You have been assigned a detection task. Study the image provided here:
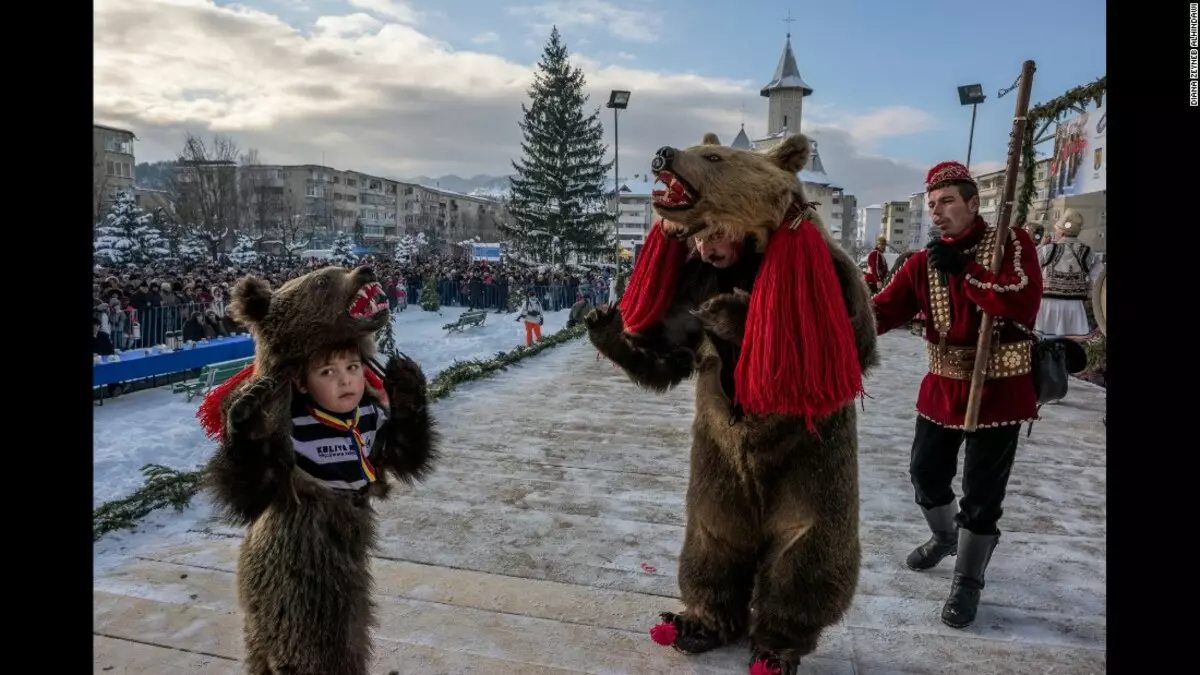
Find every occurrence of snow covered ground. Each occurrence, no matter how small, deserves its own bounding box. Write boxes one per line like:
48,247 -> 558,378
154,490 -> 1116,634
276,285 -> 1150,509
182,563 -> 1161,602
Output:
93,305 -> 567,508
93,331 -> 1106,673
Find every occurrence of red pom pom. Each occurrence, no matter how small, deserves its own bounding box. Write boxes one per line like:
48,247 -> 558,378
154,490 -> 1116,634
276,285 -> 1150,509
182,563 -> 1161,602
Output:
749,659 -> 782,675
649,621 -> 678,646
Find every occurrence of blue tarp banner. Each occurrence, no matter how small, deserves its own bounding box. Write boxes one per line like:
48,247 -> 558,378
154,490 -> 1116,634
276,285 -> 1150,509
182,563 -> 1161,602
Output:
472,243 -> 502,262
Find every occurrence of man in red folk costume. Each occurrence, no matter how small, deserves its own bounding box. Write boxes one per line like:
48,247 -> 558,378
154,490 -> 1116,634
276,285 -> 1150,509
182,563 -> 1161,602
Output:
864,235 -> 889,294
872,160 -> 1043,629
587,133 -> 877,675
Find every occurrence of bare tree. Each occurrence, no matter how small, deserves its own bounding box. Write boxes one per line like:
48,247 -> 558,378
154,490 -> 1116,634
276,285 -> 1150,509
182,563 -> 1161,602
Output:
277,189 -> 311,262
169,132 -> 241,261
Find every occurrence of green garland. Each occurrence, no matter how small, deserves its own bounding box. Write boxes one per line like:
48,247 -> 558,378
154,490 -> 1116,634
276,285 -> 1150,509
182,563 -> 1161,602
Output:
92,323 -> 588,541
1015,75 -> 1106,225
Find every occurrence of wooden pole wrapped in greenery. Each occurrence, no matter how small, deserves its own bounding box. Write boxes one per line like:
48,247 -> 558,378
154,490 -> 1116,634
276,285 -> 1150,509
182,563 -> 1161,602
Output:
93,323 -> 588,541
1014,75 -> 1106,226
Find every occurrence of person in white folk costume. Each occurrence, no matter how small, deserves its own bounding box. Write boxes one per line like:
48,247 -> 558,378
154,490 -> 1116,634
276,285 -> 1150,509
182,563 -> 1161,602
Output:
1034,209 -> 1103,338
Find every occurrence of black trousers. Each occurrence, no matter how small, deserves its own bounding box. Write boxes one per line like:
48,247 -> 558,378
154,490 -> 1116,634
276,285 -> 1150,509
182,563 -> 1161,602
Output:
909,416 -> 1020,536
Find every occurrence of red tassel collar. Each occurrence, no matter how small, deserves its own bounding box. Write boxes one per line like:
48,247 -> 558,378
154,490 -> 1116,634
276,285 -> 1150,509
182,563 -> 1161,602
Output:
197,362 -> 387,441
733,208 -> 864,429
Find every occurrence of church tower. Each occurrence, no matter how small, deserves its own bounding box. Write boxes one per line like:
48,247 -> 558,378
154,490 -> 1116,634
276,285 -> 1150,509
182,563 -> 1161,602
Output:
759,29 -> 813,137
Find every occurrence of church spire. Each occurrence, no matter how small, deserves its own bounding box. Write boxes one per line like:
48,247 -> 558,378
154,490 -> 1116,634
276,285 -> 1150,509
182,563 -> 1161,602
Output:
759,15 -> 813,98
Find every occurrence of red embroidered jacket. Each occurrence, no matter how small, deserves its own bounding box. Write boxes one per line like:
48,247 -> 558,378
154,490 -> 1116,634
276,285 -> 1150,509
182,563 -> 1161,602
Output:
872,219 -> 1044,429
864,248 -> 886,285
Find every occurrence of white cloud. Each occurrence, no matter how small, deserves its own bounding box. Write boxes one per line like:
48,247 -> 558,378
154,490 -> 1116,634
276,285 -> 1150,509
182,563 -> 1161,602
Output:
93,0 -> 936,204
969,160 -> 1006,175
472,31 -> 500,45
614,51 -> 635,61
314,13 -> 382,37
507,1 -> 660,44
347,0 -> 419,24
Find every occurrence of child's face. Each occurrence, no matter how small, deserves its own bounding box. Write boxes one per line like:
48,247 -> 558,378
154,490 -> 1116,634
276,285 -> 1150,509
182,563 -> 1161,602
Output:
297,352 -> 365,414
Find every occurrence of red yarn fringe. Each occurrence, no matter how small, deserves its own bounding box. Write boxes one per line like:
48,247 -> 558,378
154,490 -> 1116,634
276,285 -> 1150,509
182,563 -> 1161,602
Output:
197,363 -> 256,441
649,620 -> 678,646
619,220 -> 688,334
196,361 -> 387,441
749,659 -> 782,675
733,220 -> 863,429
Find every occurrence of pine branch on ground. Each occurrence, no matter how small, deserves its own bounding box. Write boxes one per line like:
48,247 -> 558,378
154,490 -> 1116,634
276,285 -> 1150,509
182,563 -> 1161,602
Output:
93,464 -> 205,541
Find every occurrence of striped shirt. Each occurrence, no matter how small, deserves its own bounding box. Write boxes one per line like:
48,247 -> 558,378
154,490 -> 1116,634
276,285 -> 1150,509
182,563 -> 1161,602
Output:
291,393 -> 390,492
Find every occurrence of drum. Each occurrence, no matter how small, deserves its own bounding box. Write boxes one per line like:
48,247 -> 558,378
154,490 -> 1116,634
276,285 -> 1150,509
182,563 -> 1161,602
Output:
1091,266 -> 1107,336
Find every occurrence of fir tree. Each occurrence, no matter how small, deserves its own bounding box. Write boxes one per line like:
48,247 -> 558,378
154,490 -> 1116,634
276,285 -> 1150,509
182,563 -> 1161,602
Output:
330,232 -> 358,267
176,231 -> 209,265
503,27 -> 612,263
395,232 -> 428,263
420,276 -> 441,312
94,192 -> 170,266
229,233 -> 259,267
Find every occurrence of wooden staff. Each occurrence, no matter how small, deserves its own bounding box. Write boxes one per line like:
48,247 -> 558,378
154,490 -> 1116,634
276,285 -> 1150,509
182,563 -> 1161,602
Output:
963,60 -> 1036,432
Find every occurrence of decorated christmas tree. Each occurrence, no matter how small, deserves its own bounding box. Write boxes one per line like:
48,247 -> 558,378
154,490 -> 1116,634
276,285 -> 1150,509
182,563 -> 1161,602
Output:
420,276 -> 440,312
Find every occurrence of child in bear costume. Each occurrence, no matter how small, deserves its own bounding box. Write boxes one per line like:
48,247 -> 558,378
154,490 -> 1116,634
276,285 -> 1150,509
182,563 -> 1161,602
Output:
587,133 -> 878,675
198,265 -> 438,675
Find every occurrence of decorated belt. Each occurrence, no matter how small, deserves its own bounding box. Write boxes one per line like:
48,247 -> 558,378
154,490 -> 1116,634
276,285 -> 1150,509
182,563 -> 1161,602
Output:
926,341 -> 1033,381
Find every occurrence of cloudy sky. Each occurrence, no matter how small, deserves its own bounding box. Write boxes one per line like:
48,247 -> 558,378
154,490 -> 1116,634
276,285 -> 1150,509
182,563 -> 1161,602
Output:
94,0 -> 1106,206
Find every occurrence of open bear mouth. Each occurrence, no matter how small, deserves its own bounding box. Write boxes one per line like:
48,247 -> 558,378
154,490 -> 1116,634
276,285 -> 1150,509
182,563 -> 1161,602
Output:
347,281 -> 388,321
652,170 -> 698,210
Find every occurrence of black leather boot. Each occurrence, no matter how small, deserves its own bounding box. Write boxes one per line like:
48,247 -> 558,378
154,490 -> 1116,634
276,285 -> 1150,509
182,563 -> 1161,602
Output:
905,502 -> 959,571
941,530 -> 999,628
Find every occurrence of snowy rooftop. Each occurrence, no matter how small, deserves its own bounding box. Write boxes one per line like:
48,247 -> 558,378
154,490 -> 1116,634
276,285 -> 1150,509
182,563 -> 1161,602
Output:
609,175 -> 658,198
93,331 -> 1106,672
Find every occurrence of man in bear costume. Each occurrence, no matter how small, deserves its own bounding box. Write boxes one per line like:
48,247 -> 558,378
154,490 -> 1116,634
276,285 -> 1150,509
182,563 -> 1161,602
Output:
197,265 -> 438,675
587,133 -> 877,675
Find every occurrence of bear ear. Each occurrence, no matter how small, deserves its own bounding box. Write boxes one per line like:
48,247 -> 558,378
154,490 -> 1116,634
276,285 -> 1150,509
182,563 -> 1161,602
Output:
229,275 -> 273,327
701,132 -> 721,146
766,133 -> 812,173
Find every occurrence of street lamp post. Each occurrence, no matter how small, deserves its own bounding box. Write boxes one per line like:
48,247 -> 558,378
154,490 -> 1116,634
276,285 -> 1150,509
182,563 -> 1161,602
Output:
957,84 -> 986,171
607,90 -> 631,262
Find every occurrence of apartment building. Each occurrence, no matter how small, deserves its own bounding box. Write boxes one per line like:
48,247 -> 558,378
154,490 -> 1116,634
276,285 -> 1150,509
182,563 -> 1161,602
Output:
235,164 -> 506,253
401,183 -> 506,246
881,201 -> 911,250
856,204 -> 883,250
93,123 -> 137,221
906,192 -> 934,248
612,175 -> 657,253
838,193 -> 857,251
972,158 -> 1055,232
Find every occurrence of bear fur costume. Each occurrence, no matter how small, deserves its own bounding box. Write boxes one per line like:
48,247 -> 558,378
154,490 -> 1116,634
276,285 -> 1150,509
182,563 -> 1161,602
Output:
202,265 -> 438,675
586,133 -> 878,675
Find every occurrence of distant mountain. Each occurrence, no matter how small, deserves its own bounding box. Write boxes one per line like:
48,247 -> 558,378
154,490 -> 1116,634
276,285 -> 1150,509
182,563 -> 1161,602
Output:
406,174 -> 513,197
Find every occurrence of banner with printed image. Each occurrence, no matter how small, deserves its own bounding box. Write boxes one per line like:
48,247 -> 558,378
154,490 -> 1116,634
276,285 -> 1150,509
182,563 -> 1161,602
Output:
1048,98 -> 1106,198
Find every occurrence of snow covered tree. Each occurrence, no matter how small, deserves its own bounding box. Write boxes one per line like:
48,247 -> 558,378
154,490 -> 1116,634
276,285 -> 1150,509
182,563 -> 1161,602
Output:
503,27 -> 612,263
175,231 -> 209,265
93,191 -> 170,266
420,276 -> 440,312
330,232 -> 358,267
229,233 -> 259,267
395,232 -> 429,264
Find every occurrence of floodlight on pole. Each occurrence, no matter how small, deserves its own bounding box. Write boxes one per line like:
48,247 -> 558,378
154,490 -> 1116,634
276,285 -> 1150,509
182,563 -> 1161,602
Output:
607,90 -> 631,262
957,84 -> 986,171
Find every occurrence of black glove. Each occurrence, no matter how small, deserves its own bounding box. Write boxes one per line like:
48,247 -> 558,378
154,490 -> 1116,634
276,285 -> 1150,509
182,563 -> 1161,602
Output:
926,241 -> 967,276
